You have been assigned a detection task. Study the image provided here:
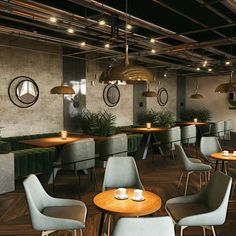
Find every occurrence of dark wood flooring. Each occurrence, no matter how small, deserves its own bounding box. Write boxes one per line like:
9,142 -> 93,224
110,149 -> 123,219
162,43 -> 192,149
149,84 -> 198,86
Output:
0,149 -> 236,236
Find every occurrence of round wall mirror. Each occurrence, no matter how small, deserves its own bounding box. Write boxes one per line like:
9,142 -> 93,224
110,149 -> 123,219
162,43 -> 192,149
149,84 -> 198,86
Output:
157,87 -> 168,106
103,84 -> 120,107
8,76 -> 39,108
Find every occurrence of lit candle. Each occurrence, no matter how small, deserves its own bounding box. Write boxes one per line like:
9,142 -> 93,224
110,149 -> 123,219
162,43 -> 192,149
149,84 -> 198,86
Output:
193,118 -> 198,123
146,123 -> 151,129
61,130 -> 67,140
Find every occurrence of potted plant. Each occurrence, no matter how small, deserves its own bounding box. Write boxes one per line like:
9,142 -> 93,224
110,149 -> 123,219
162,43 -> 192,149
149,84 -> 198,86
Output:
157,110 -> 175,128
75,110 -> 116,136
137,109 -> 159,126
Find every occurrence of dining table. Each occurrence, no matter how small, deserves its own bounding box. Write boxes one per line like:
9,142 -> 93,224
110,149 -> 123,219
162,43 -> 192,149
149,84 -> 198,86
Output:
121,127 -> 168,159
93,188 -> 162,236
210,152 -> 236,173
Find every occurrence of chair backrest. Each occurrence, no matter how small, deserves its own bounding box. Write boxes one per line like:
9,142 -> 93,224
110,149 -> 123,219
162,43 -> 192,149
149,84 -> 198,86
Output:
23,174 -> 51,229
200,136 -> 222,162
95,133 -> 128,158
60,138 -> 95,170
158,127 -> 181,150
181,125 -> 196,144
224,120 -> 232,133
174,144 -> 194,171
201,171 -> 232,224
210,121 -> 225,137
230,131 -> 236,147
112,216 -> 175,236
102,156 -> 144,191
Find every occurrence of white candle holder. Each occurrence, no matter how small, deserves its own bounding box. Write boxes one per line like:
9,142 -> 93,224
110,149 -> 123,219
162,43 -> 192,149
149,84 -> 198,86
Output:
61,130 -> 67,140
193,118 -> 198,123
146,123 -> 151,129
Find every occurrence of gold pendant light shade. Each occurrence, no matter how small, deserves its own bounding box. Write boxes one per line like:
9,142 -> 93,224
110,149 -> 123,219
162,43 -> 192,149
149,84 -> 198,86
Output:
99,64 -> 154,84
50,85 -> 75,94
142,90 -> 157,97
190,93 -> 204,99
215,71 -> 236,93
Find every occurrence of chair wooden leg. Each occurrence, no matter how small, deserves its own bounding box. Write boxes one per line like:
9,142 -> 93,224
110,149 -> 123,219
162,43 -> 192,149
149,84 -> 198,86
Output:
180,226 -> 186,236
202,227 -> 206,236
41,230 -> 55,236
184,172 -> 192,196
178,172 -> 183,188
73,229 -> 77,236
80,229 -> 83,236
199,172 -> 202,190
211,226 -> 217,236
93,167 -> 99,192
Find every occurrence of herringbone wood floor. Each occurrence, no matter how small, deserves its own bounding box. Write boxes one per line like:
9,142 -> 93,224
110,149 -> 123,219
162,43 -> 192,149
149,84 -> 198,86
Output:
0,150 -> 236,236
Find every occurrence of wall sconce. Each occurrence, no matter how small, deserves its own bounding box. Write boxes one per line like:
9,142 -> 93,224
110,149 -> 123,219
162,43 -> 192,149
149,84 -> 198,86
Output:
61,130 -> 67,140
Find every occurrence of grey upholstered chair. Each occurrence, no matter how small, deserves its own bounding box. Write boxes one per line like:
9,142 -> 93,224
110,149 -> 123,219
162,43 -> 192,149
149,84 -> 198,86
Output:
23,174 -> 87,236
52,138 -> 97,191
154,126 -> 181,159
175,144 -> 212,195
95,133 -> 128,166
181,125 -> 197,154
165,171 -> 232,236
112,216 -> 175,236
102,156 -> 144,191
210,121 -> 225,139
224,119 -> 232,141
200,136 -> 224,173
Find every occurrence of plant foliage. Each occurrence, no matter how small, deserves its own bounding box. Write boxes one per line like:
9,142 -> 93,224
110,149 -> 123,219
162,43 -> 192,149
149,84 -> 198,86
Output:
75,110 -> 116,136
157,110 -> 176,128
180,109 -> 211,122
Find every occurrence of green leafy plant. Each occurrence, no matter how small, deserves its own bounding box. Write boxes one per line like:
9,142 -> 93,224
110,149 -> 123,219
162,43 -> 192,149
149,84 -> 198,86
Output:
138,109 -> 159,125
157,110 -> 175,128
180,109 -> 211,122
75,110 -> 116,136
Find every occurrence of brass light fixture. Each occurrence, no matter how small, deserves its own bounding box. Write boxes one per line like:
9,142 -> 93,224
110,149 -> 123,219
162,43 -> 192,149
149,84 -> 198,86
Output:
142,83 -> 157,97
215,71 -> 236,93
190,79 -> 204,99
99,0 -> 154,84
50,81 -> 75,95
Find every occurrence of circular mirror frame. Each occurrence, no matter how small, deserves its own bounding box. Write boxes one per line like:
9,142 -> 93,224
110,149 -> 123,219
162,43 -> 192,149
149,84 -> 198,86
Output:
157,87 -> 168,106
103,84 -> 120,107
8,76 -> 39,108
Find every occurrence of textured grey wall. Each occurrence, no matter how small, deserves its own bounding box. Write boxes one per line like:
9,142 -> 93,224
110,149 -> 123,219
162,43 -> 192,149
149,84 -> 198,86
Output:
186,75 -> 235,130
0,35 -> 63,137
85,54 -> 133,126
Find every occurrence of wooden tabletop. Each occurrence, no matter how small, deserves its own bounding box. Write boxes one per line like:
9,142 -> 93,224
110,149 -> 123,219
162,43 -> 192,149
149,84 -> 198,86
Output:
93,188 -> 161,217
19,134 -> 111,148
122,127 -> 168,134
176,121 -> 210,126
210,152 -> 236,161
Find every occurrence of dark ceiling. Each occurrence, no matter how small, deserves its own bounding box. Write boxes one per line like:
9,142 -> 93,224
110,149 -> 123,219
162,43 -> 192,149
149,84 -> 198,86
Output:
0,0 -> 235,77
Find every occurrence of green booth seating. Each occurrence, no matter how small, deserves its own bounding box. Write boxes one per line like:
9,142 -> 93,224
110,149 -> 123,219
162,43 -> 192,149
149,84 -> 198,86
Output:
1,133 -> 58,178
0,140 -> 12,154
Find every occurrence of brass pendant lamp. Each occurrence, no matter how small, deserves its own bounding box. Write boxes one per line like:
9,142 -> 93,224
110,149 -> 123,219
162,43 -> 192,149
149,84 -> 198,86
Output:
50,81 -> 75,95
215,71 -> 236,93
190,80 -> 204,99
99,0 -> 154,84
142,83 -> 157,97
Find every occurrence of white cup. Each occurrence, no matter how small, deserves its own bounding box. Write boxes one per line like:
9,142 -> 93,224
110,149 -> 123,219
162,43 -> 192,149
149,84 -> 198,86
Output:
233,151 -> 236,156
133,189 -> 143,199
115,188 -> 126,198
222,150 -> 229,156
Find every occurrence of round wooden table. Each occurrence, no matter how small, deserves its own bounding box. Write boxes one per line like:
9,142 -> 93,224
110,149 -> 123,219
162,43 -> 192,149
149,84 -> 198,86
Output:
210,152 -> 236,172
93,188 -> 161,236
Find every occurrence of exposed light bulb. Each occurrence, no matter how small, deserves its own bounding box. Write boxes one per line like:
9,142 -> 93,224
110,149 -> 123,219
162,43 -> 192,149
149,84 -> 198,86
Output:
67,28 -> 74,34
225,60 -> 231,65
49,17 -> 57,23
105,43 -> 110,48
98,19 -> 106,26
196,67 -> 200,71
126,24 -> 132,30
164,73 -> 167,78
151,49 -> 156,54
80,41 -> 86,46
150,38 -> 156,43
208,68 -> 212,72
